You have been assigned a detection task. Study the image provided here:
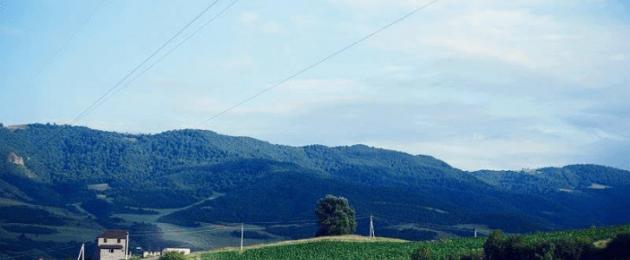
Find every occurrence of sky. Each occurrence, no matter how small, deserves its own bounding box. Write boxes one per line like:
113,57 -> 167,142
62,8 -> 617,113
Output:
1,0 -> 629,171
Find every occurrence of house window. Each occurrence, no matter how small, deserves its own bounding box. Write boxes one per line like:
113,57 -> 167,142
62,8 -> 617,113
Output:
104,238 -> 108,243
109,249 -> 114,253
117,238 -> 121,243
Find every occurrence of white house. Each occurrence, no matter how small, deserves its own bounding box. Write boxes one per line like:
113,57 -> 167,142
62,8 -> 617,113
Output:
97,230 -> 129,260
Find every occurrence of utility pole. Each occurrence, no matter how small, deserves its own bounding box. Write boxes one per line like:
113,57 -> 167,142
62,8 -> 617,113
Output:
369,215 -> 375,239
474,228 -> 478,238
125,232 -> 129,260
240,223 -> 244,252
76,243 -> 84,260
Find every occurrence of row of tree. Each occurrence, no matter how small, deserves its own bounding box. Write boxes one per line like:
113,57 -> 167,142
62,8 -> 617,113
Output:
482,230 -> 630,260
412,230 -> 630,260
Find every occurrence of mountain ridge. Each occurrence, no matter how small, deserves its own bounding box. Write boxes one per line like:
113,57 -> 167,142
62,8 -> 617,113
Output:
4,123 -> 615,172
1,123 -> 629,258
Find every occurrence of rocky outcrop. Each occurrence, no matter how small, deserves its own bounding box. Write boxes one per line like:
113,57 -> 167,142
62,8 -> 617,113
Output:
7,152 -> 24,166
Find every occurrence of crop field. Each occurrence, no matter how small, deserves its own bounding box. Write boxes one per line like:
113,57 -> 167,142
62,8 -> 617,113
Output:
198,225 -> 630,260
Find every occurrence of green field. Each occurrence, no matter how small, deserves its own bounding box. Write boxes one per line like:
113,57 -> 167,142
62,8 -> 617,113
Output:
198,225 -> 630,260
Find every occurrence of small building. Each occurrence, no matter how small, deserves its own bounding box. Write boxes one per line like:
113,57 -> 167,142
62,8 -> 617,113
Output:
162,248 -> 191,255
97,230 -> 129,260
142,251 -> 161,258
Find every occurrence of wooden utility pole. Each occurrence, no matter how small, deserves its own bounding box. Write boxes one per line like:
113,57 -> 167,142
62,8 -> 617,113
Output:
76,243 -> 84,260
125,232 -> 129,260
369,215 -> 375,239
240,223 -> 244,251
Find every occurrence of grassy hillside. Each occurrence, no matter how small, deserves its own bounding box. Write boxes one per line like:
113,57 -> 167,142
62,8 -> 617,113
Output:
199,225 -> 630,260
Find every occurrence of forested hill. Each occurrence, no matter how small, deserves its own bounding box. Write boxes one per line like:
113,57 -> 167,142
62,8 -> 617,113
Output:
0,123 -> 463,185
1,123 -> 630,258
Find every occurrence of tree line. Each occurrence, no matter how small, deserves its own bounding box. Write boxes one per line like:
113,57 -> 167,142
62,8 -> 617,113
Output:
412,230 -> 630,260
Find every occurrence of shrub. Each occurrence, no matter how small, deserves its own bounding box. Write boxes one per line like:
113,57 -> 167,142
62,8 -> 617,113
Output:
501,236 -> 528,260
460,250 -> 484,260
483,230 -> 505,260
482,229 -> 601,260
604,232 -> 630,259
553,237 -> 593,259
159,251 -> 186,260
410,247 -> 432,260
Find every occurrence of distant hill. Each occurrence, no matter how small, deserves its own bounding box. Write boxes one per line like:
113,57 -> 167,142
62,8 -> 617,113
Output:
472,165 -> 630,225
1,124 -> 629,259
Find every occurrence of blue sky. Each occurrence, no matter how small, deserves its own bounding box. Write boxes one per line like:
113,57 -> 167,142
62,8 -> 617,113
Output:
1,0 -> 629,171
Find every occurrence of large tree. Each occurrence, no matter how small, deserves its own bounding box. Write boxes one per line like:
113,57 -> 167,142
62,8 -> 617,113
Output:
315,195 -> 356,236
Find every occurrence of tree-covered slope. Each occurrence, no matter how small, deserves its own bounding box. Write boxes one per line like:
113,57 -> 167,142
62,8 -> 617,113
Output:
472,165 -> 630,225
1,123 -> 630,258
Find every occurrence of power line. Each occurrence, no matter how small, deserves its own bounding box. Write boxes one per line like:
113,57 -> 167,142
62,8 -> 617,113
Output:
129,215 -> 370,236
370,214 -> 475,232
130,218 -> 319,236
131,226 -> 230,237
36,0 -> 230,146
238,219 -> 321,225
234,215 -> 369,225
4,215 -> 387,258
69,0 -> 221,125
197,0 -> 441,126
131,224 -> 267,237
3,244 -> 77,260
104,0 -> 241,104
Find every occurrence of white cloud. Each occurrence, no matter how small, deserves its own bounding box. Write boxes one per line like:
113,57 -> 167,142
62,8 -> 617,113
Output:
332,0 -> 421,11
290,15 -> 320,29
235,78 -> 369,115
332,1 -> 629,87
371,138 -> 577,170
239,11 -> 259,27
421,36 -> 535,68
224,55 -> 255,71
262,21 -> 282,34
170,78 -> 367,119
610,53 -> 626,61
239,11 -> 283,34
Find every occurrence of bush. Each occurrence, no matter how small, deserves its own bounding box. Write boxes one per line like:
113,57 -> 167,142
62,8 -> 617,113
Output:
604,232 -> 630,259
410,247 -> 432,260
501,236 -> 529,260
159,251 -> 186,260
459,250 -> 484,260
482,229 -> 601,260
553,237 -> 593,259
483,230 -> 505,260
